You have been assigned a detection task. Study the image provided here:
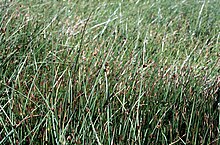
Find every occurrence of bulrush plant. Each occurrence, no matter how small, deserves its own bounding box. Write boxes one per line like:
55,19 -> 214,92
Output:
0,0 -> 219,144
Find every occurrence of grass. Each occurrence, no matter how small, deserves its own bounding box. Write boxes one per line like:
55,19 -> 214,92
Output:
0,0 -> 219,144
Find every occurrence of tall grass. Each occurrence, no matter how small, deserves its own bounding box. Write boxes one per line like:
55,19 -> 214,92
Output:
0,0 -> 219,144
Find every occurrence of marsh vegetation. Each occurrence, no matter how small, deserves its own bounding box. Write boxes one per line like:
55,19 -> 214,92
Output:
0,0 -> 219,144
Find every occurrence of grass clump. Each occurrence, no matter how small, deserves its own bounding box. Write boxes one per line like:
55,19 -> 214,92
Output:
0,0 -> 219,144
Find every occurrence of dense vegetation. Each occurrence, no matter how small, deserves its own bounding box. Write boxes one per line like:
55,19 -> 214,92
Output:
0,0 -> 219,144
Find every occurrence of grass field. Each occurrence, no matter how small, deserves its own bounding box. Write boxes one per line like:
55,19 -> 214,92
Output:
0,0 -> 219,144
